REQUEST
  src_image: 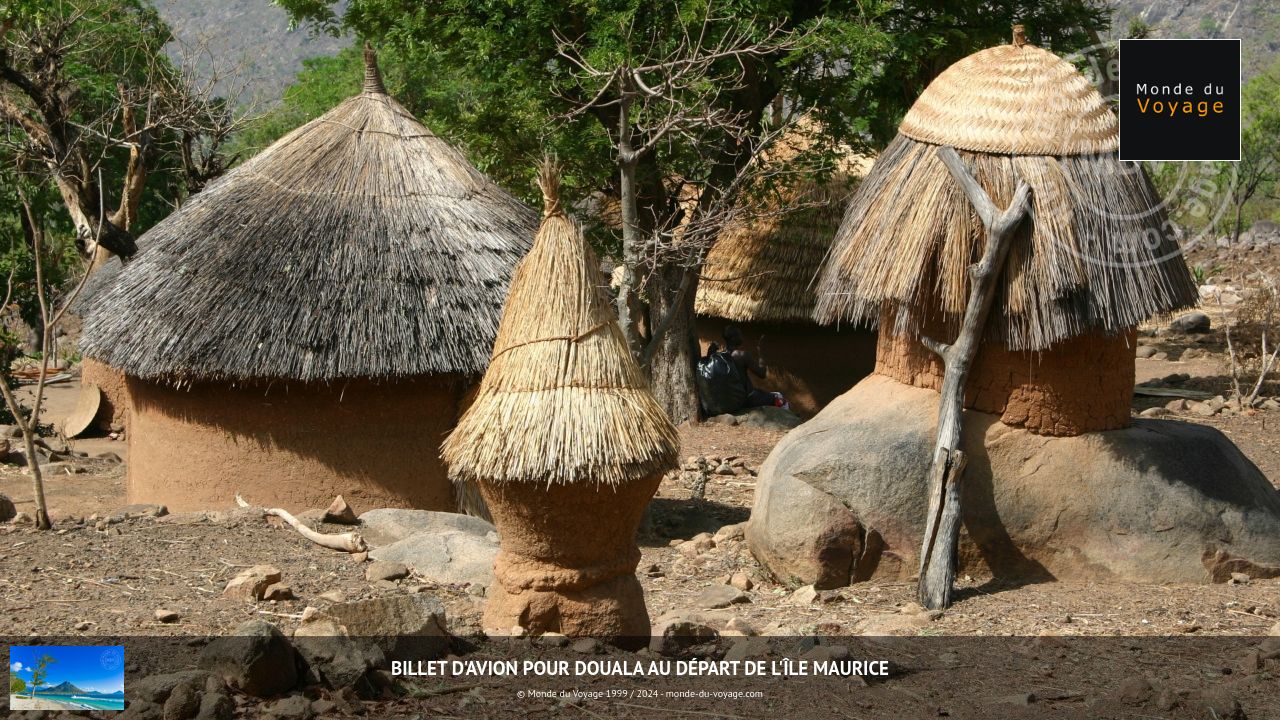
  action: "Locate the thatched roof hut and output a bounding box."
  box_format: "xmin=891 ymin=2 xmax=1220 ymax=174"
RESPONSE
xmin=813 ymin=36 xmax=1198 ymax=436
xmin=443 ymin=165 xmax=678 ymax=486
xmin=77 ymin=47 xmax=537 ymax=512
xmin=814 ymin=40 xmax=1197 ymax=351
xmin=693 ymin=132 xmax=876 ymax=415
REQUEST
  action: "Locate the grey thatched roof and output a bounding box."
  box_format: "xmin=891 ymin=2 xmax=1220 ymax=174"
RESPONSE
xmin=80 ymin=50 xmax=537 ymax=383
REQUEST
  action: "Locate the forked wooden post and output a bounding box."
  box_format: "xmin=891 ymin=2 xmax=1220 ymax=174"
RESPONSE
xmin=917 ymin=146 xmax=1031 ymax=610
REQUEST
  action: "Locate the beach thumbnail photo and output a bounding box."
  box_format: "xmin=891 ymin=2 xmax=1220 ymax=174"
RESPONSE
xmin=8 ymin=645 xmax=125 ymax=712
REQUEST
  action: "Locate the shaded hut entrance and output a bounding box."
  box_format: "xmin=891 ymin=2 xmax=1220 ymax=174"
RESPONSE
xmin=694 ymin=133 xmax=877 ymax=416
xmin=693 ymin=319 xmax=874 ymax=417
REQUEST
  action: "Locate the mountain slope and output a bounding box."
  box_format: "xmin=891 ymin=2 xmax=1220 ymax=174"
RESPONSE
xmin=154 ymin=0 xmax=350 ymax=104
xmin=1112 ymin=0 xmax=1279 ymax=76
xmin=41 ymin=681 xmax=86 ymax=695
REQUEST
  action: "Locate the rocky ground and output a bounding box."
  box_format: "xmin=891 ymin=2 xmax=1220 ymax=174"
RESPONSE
xmin=2 ymin=291 xmax=1280 ymax=716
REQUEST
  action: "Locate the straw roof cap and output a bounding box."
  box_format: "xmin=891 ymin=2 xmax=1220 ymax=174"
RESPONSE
xmin=899 ymin=42 xmax=1118 ymax=156
xmin=80 ymin=50 xmax=536 ymax=383
xmin=443 ymin=164 xmax=679 ymax=486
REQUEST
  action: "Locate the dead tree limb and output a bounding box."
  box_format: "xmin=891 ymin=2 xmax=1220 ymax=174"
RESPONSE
xmin=917 ymin=146 xmax=1031 ymax=610
xmin=235 ymin=493 xmax=368 ymax=553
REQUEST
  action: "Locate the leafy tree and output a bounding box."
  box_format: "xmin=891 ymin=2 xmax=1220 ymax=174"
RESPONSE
xmin=0 ymin=0 xmax=245 ymax=265
xmin=29 ymin=654 xmax=53 ymax=698
xmin=273 ymin=0 xmax=1111 ymax=418
xmin=9 ymin=675 xmax=25 ymax=695
xmin=1225 ymin=59 xmax=1280 ymax=242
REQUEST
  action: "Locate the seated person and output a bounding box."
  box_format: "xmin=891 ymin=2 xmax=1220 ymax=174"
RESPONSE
xmin=697 ymin=325 xmax=788 ymax=415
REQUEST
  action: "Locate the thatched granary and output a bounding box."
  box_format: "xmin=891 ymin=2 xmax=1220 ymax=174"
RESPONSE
xmin=443 ymin=165 xmax=678 ymax=644
xmin=748 ymin=36 xmax=1280 ymax=590
xmin=813 ymin=39 xmax=1198 ymax=435
xmin=78 ymin=48 xmax=536 ymax=512
xmin=695 ymin=139 xmax=876 ymax=416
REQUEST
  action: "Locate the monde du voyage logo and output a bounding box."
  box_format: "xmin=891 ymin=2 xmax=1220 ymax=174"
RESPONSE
xmin=1119 ymin=38 xmax=1241 ymax=161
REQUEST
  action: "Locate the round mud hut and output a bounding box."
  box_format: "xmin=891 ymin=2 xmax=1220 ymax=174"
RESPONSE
xmin=747 ymin=34 xmax=1280 ymax=588
xmin=443 ymin=165 xmax=678 ymax=645
xmin=77 ymin=48 xmax=536 ymax=513
xmin=695 ymin=137 xmax=876 ymax=416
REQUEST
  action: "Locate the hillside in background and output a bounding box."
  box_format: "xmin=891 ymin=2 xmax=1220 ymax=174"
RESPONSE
xmin=156 ymin=1 xmax=1278 ymax=109
xmin=1113 ymin=0 xmax=1279 ymax=76
xmin=154 ymin=0 xmax=349 ymax=104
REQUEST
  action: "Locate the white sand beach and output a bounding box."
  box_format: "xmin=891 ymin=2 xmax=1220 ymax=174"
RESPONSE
xmin=9 ymin=694 xmax=92 ymax=710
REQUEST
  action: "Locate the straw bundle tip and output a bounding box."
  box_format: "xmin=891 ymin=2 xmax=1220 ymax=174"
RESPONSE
xmin=538 ymin=157 xmax=563 ymax=218
xmin=1012 ymin=24 xmax=1027 ymax=48
xmin=362 ymin=41 xmax=386 ymax=94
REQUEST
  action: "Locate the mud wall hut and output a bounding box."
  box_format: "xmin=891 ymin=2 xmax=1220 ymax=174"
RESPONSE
xmin=77 ymin=49 xmax=535 ymax=513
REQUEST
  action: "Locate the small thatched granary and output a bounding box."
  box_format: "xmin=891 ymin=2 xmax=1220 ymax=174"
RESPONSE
xmin=695 ymin=137 xmax=876 ymax=416
xmin=77 ymin=48 xmax=536 ymax=512
xmin=813 ymin=37 xmax=1197 ymax=434
xmin=747 ymin=35 xmax=1280 ymax=589
xmin=443 ymin=165 xmax=678 ymax=644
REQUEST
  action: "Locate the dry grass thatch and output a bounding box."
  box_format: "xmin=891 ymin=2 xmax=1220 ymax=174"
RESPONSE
xmin=898 ymin=43 xmax=1117 ymax=156
xmin=79 ymin=48 xmax=537 ymax=383
xmin=813 ymin=43 xmax=1197 ymax=351
xmin=442 ymin=164 xmax=679 ymax=486
xmin=695 ymin=130 xmax=872 ymax=324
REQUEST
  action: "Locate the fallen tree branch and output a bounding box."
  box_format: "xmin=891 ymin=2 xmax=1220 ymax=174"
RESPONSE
xmin=235 ymin=493 xmax=367 ymax=553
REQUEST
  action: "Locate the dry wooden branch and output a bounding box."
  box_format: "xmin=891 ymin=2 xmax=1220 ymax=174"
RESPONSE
xmin=234 ymin=493 xmax=367 ymax=553
xmin=917 ymin=146 xmax=1031 ymax=610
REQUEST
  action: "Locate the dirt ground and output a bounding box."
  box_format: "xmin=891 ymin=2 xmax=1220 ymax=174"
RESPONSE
xmin=1 ymin=335 xmax=1279 ymax=717
xmin=1 ymin=359 xmax=1278 ymax=642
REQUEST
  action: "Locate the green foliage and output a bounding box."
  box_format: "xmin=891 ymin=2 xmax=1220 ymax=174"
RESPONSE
xmin=270 ymin=1 xmax=1109 ymax=203
xmin=232 ymin=49 xmax=365 ymax=154
xmin=0 ymin=0 xmax=209 ymax=241
xmin=1154 ymin=59 xmax=1280 ymax=239
xmin=1198 ymin=15 xmax=1220 ymax=38
xmin=9 ymin=675 xmax=24 ymax=694
xmin=30 ymin=655 xmax=53 ymax=696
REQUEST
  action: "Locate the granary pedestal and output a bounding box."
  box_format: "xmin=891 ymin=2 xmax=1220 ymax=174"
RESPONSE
xmin=875 ymin=316 xmax=1138 ymax=436
xmin=746 ymin=375 xmax=1280 ymax=588
xmin=478 ymin=476 xmax=659 ymax=647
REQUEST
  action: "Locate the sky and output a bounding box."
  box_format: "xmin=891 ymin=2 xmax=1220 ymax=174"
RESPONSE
xmin=8 ymin=646 xmax=125 ymax=694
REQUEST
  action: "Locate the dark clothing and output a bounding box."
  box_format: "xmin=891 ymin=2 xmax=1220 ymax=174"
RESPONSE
xmin=729 ymin=349 xmax=775 ymax=408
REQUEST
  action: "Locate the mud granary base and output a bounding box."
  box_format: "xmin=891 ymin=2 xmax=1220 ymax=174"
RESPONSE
xmin=479 ymin=475 xmax=660 ymax=648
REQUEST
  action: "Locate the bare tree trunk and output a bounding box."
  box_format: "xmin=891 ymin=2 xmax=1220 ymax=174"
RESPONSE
xmin=645 ymin=266 xmax=700 ymax=423
xmin=615 ymin=90 xmax=642 ymax=353
xmin=917 ymin=147 xmax=1031 ymax=610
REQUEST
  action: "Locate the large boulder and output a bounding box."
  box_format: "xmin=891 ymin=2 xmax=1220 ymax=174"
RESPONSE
xmin=198 ymin=619 xmax=298 ymax=697
xmin=358 ymin=509 xmax=495 ymax=547
xmin=747 ymin=375 xmax=1280 ymax=587
xmin=369 ymin=530 xmax=497 ymax=588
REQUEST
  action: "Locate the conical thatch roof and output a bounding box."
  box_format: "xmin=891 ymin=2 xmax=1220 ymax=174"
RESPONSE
xmin=814 ymin=38 xmax=1197 ymax=351
xmin=695 ymin=129 xmax=872 ymax=324
xmin=898 ymin=43 xmax=1117 ymax=156
xmin=79 ymin=47 xmax=536 ymax=382
xmin=442 ymin=165 xmax=679 ymax=486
